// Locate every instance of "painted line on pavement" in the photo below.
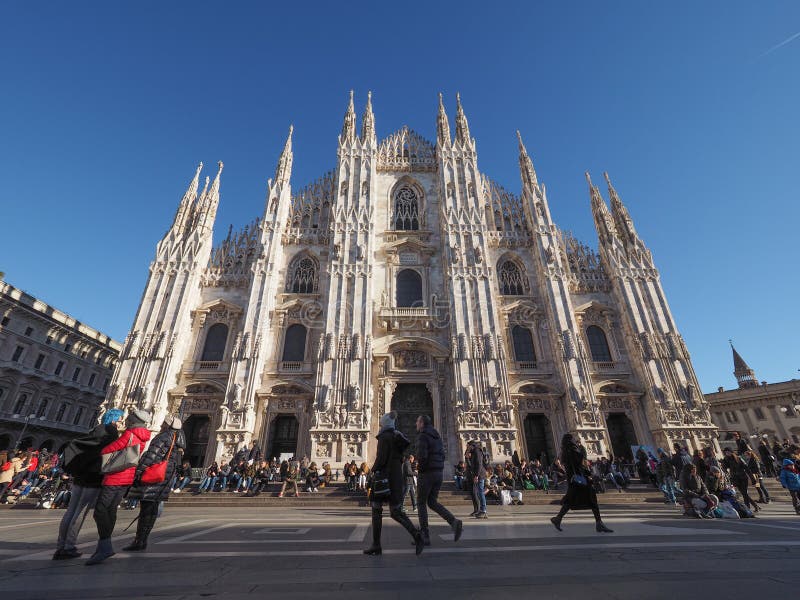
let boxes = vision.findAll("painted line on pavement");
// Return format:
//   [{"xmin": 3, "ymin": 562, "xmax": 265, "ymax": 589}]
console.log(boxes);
[
  {"xmin": 348, "ymin": 524, "xmax": 369, "ymax": 542},
  {"xmin": 0, "ymin": 521, "xmax": 57, "ymax": 530},
  {"xmin": 156, "ymin": 523, "xmax": 231, "ymax": 544},
  {"xmin": 17, "ymin": 539, "xmax": 800, "ymax": 560},
  {"xmin": 3, "ymin": 518, "xmax": 210, "ymax": 562}
]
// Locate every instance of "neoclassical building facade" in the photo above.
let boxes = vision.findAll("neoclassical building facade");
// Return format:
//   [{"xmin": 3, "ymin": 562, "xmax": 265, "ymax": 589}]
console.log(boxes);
[
  {"xmin": 0, "ymin": 279, "xmax": 121, "ymax": 452},
  {"xmin": 104, "ymin": 92, "xmax": 717, "ymax": 467}
]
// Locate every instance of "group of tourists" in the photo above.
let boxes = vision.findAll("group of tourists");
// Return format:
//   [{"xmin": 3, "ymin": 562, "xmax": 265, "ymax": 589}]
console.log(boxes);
[
  {"xmin": 0, "ymin": 447, "xmax": 62, "ymax": 504},
  {"xmin": 35, "ymin": 407, "xmax": 186, "ymax": 565},
  {"xmin": 192, "ymin": 452, "xmax": 336, "ymax": 497}
]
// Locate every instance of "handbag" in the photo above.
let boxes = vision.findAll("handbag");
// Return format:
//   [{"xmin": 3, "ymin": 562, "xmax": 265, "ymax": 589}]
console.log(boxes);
[
  {"xmin": 140, "ymin": 433, "xmax": 176, "ymax": 484},
  {"xmin": 100, "ymin": 433, "xmax": 141, "ymax": 474},
  {"xmin": 370, "ymin": 468, "xmax": 391, "ymax": 501},
  {"xmin": 570, "ymin": 474, "xmax": 588, "ymax": 486}
]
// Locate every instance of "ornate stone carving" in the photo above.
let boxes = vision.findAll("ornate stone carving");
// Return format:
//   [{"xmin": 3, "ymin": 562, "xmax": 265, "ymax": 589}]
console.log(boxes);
[{"xmin": 393, "ymin": 349, "xmax": 428, "ymax": 369}]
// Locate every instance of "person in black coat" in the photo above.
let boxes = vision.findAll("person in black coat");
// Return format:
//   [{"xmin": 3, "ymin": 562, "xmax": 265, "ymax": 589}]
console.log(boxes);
[
  {"xmin": 550, "ymin": 433, "xmax": 613, "ymax": 533},
  {"xmin": 414, "ymin": 415, "xmax": 463, "ymax": 545},
  {"xmin": 364, "ymin": 412, "xmax": 424, "ymax": 556},
  {"xmin": 124, "ymin": 415, "xmax": 185, "ymax": 551},
  {"xmin": 53, "ymin": 409, "xmax": 124, "ymax": 560}
]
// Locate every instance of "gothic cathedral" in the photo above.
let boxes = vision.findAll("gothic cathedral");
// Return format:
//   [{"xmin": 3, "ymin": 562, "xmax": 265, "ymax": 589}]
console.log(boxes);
[{"xmin": 105, "ymin": 92, "xmax": 717, "ymax": 468}]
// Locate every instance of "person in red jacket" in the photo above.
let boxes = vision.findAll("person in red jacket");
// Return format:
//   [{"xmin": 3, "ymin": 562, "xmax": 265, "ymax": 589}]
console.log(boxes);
[{"xmin": 86, "ymin": 409, "xmax": 151, "ymax": 566}]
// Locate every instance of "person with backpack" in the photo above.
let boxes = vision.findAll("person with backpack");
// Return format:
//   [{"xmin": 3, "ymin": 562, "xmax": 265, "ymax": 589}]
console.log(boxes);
[
  {"xmin": 414, "ymin": 415, "xmax": 463, "ymax": 546},
  {"xmin": 52, "ymin": 409, "xmax": 124, "ymax": 560},
  {"xmin": 123, "ymin": 415, "xmax": 185, "ymax": 552},
  {"xmin": 86, "ymin": 408, "xmax": 151, "ymax": 566}
]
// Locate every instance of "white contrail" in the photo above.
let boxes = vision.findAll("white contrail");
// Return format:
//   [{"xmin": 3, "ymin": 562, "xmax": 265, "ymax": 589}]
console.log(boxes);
[{"xmin": 757, "ymin": 29, "xmax": 800, "ymax": 59}]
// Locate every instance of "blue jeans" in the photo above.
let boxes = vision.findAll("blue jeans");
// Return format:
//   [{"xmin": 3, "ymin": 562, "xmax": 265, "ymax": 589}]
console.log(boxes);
[
  {"xmin": 473, "ymin": 478, "xmax": 487, "ymax": 513},
  {"xmin": 235, "ymin": 477, "xmax": 251, "ymax": 492},
  {"xmin": 175, "ymin": 476, "xmax": 191, "ymax": 491},
  {"xmin": 660, "ymin": 476, "xmax": 678, "ymax": 503},
  {"xmin": 217, "ymin": 476, "xmax": 228, "ymax": 491},
  {"xmin": 454, "ymin": 475, "xmax": 464, "ymax": 490},
  {"xmin": 199, "ymin": 476, "xmax": 217, "ymax": 491}
]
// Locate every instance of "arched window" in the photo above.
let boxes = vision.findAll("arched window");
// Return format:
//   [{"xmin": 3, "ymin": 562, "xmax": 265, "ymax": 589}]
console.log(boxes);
[
  {"xmin": 396, "ymin": 269, "xmax": 423, "ymax": 307},
  {"xmin": 55, "ymin": 403, "xmax": 67, "ymax": 422},
  {"xmin": 586, "ymin": 325, "xmax": 612, "ymax": 362},
  {"xmin": 498, "ymin": 261, "xmax": 525, "ymax": 295},
  {"xmin": 288, "ymin": 256, "xmax": 317, "ymax": 293},
  {"xmin": 201, "ymin": 323, "xmax": 228, "ymax": 362},
  {"xmin": 36, "ymin": 398, "xmax": 48, "ymax": 418},
  {"xmin": 511, "ymin": 326, "xmax": 536, "ymax": 363},
  {"xmin": 282, "ymin": 324, "xmax": 307, "ymax": 362},
  {"xmin": 393, "ymin": 186, "xmax": 420, "ymax": 230}
]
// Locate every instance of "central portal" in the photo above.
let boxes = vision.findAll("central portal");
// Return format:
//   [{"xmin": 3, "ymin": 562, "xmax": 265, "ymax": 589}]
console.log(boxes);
[{"xmin": 390, "ymin": 383, "xmax": 433, "ymax": 453}]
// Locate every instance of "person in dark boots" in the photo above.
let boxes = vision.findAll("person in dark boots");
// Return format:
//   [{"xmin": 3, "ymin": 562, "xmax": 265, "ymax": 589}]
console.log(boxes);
[
  {"xmin": 364, "ymin": 412, "xmax": 425, "ymax": 556},
  {"xmin": 123, "ymin": 415, "xmax": 185, "ymax": 552},
  {"xmin": 414, "ymin": 415, "xmax": 462, "ymax": 546},
  {"xmin": 86, "ymin": 409, "xmax": 151, "ymax": 566},
  {"xmin": 550, "ymin": 433, "xmax": 613, "ymax": 534}
]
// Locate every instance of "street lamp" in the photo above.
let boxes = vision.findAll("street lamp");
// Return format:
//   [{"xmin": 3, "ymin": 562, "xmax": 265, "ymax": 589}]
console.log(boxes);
[{"xmin": 12, "ymin": 413, "xmax": 38, "ymax": 450}]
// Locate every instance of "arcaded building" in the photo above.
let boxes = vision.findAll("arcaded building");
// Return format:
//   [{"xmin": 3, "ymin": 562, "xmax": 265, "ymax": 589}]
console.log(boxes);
[{"xmin": 104, "ymin": 92, "xmax": 717, "ymax": 468}]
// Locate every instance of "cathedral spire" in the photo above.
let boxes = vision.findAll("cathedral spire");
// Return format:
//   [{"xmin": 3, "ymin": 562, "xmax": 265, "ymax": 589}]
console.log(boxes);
[
  {"xmin": 454, "ymin": 92, "xmax": 471, "ymax": 146},
  {"xmin": 516, "ymin": 130, "xmax": 539, "ymax": 190},
  {"xmin": 341, "ymin": 90, "xmax": 356, "ymax": 144},
  {"xmin": 172, "ymin": 162, "xmax": 203, "ymax": 231},
  {"xmin": 587, "ymin": 172, "xmax": 618, "ymax": 246},
  {"xmin": 274, "ymin": 125, "xmax": 294, "ymax": 185},
  {"xmin": 604, "ymin": 172, "xmax": 638, "ymax": 244},
  {"xmin": 198, "ymin": 161, "xmax": 223, "ymax": 230},
  {"xmin": 730, "ymin": 341, "xmax": 760, "ymax": 389},
  {"xmin": 360, "ymin": 91, "xmax": 376, "ymax": 144},
  {"xmin": 437, "ymin": 92, "xmax": 451, "ymax": 147}
]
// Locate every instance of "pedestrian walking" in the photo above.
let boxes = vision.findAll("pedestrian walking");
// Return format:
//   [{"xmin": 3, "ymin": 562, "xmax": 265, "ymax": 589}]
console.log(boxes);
[
  {"xmin": 364, "ymin": 412, "xmax": 424, "ymax": 556},
  {"xmin": 52, "ymin": 409, "xmax": 124, "ymax": 560},
  {"xmin": 401, "ymin": 454, "xmax": 417, "ymax": 512},
  {"xmin": 86, "ymin": 408, "xmax": 151, "ymax": 566},
  {"xmin": 123, "ymin": 415, "xmax": 185, "ymax": 552},
  {"xmin": 550, "ymin": 433, "xmax": 613, "ymax": 533},
  {"xmin": 468, "ymin": 441, "xmax": 488, "ymax": 519},
  {"xmin": 414, "ymin": 415, "xmax": 463, "ymax": 546}
]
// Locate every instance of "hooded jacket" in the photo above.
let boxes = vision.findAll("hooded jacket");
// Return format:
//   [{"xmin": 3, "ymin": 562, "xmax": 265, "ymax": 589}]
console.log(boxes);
[
  {"xmin": 416, "ymin": 424, "xmax": 445, "ymax": 473},
  {"xmin": 100, "ymin": 427, "xmax": 151, "ymax": 487},
  {"xmin": 779, "ymin": 459, "xmax": 800, "ymax": 491}
]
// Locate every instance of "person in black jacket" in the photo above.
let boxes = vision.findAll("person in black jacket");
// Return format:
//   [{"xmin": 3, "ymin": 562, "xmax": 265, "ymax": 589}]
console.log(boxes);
[
  {"xmin": 52, "ymin": 409, "xmax": 123, "ymax": 560},
  {"xmin": 364, "ymin": 412, "xmax": 424, "ymax": 556},
  {"xmin": 468, "ymin": 441, "xmax": 488, "ymax": 518},
  {"xmin": 414, "ymin": 415, "xmax": 462, "ymax": 546},
  {"xmin": 550, "ymin": 433, "xmax": 613, "ymax": 533},
  {"xmin": 123, "ymin": 415, "xmax": 185, "ymax": 552}
]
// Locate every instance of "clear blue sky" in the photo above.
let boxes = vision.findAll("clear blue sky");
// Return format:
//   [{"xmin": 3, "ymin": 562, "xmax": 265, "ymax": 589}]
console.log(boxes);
[{"xmin": 1, "ymin": 2, "xmax": 798, "ymax": 392}]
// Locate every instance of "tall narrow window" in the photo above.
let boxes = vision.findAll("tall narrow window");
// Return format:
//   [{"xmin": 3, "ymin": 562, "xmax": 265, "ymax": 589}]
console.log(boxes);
[
  {"xmin": 72, "ymin": 406, "xmax": 84, "ymax": 426},
  {"xmin": 288, "ymin": 257, "xmax": 317, "ymax": 293},
  {"xmin": 201, "ymin": 323, "xmax": 229, "ymax": 362},
  {"xmin": 393, "ymin": 186, "xmax": 420, "ymax": 230},
  {"xmin": 511, "ymin": 325, "xmax": 536, "ymax": 363},
  {"xmin": 55, "ymin": 403, "xmax": 67, "ymax": 422},
  {"xmin": 498, "ymin": 261, "xmax": 525, "ymax": 295},
  {"xmin": 34, "ymin": 354, "xmax": 45, "ymax": 369},
  {"xmin": 11, "ymin": 346, "xmax": 24, "ymax": 362},
  {"xmin": 72, "ymin": 367, "xmax": 82, "ymax": 382},
  {"xmin": 88, "ymin": 373, "xmax": 96, "ymax": 387},
  {"xmin": 55, "ymin": 361, "xmax": 64, "ymax": 376},
  {"xmin": 13, "ymin": 394, "xmax": 28, "ymax": 415},
  {"xmin": 281, "ymin": 324, "xmax": 307, "ymax": 362},
  {"xmin": 36, "ymin": 398, "xmax": 48, "ymax": 418},
  {"xmin": 586, "ymin": 325, "xmax": 612, "ymax": 362},
  {"xmin": 396, "ymin": 269, "xmax": 423, "ymax": 307}
]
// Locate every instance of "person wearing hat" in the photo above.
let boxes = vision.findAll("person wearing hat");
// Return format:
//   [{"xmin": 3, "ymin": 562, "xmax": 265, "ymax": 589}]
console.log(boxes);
[
  {"xmin": 86, "ymin": 408, "xmax": 152, "ymax": 565},
  {"xmin": 123, "ymin": 414, "xmax": 186, "ymax": 552},
  {"xmin": 364, "ymin": 412, "xmax": 425, "ymax": 556},
  {"xmin": 52, "ymin": 409, "xmax": 125, "ymax": 560}
]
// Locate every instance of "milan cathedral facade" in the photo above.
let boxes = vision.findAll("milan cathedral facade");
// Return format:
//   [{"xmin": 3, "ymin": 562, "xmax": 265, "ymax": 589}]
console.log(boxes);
[{"xmin": 104, "ymin": 92, "xmax": 718, "ymax": 468}]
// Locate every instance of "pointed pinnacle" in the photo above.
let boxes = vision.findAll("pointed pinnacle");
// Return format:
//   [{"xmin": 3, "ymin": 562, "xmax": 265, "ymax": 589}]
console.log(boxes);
[
  {"xmin": 456, "ymin": 92, "xmax": 463, "ymax": 112},
  {"xmin": 585, "ymin": 171, "xmax": 593, "ymax": 188},
  {"xmin": 438, "ymin": 92, "xmax": 445, "ymax": 108}
]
